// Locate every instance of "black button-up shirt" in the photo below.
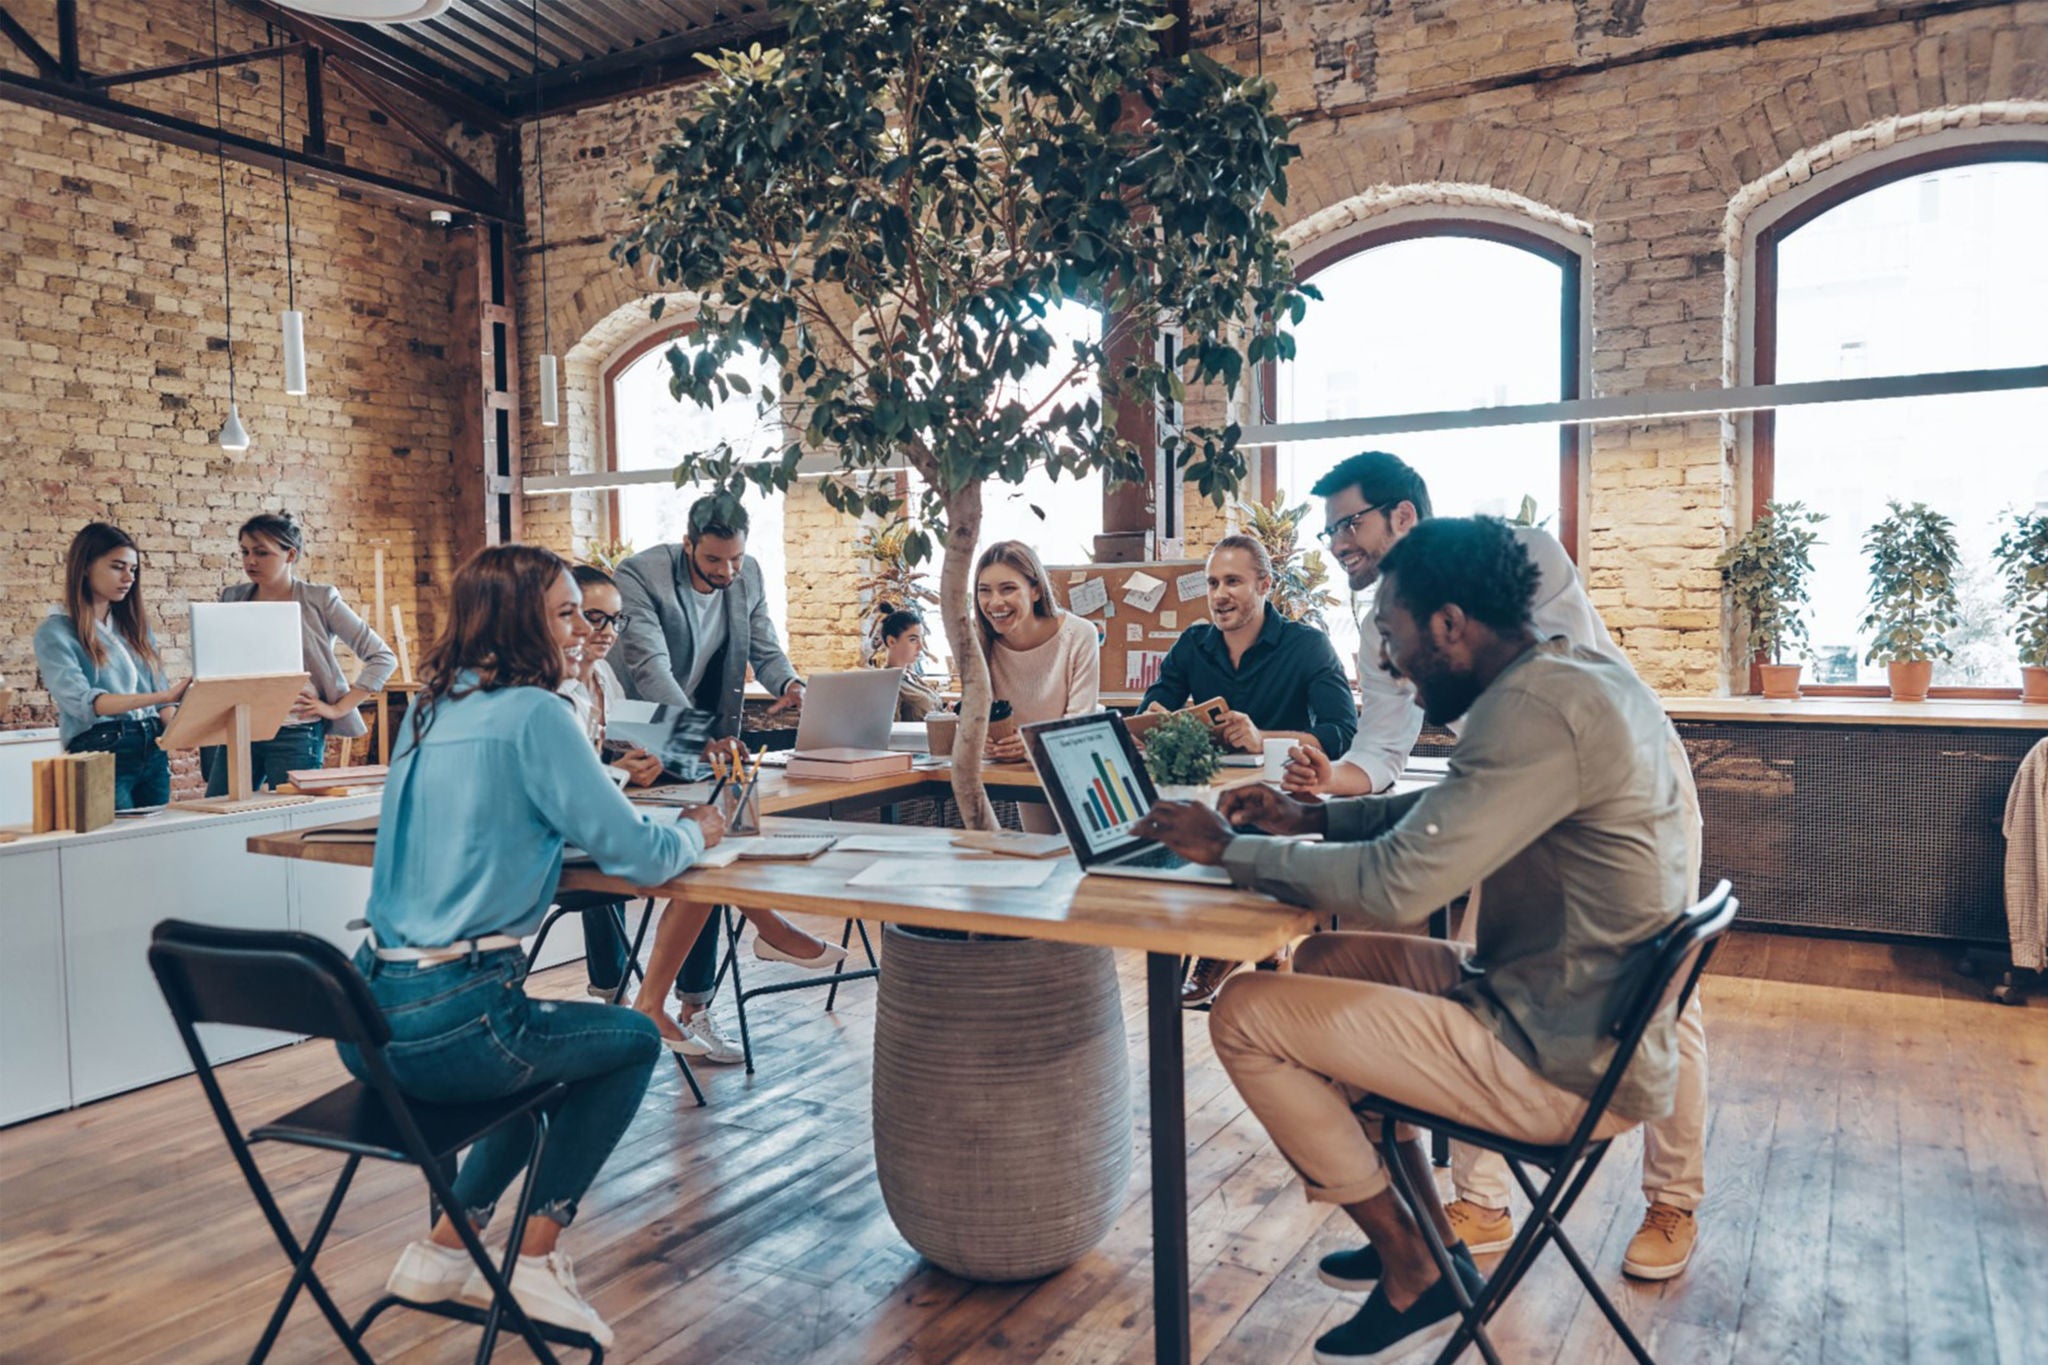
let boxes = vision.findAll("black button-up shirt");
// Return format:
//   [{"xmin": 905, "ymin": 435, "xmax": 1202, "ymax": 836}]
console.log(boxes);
[{"xmin": 1140, "ymin": 606, "xmax": 1358, "ymax": 755}]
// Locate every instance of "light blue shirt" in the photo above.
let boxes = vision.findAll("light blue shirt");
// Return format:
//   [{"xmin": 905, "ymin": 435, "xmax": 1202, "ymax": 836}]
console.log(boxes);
[
  {"xmin": 366, "ymin": 680, "xmax": 704, "ymax": 948},
  {"xmin": 33, "ymin": 612, "xmax": 167, "ymax": 743}
]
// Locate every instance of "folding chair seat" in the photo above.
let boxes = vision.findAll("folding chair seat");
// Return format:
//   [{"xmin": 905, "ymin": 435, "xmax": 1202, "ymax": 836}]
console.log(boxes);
[
  {"xmin": 148, "ymin": 918, "xmax": 606, "ymax": 1365},
  {"xmin": 1350, "ymin": 880, "xmax": 1739, "ymax": 1365}
]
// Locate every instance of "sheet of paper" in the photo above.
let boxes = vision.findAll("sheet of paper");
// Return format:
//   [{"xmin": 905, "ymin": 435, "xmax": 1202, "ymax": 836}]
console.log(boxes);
[
  {"xmin": 1125, "ymin": 569, "xmax": 1164, "ymax": 594},
  {"xmin": 847, "ymin": 858, "xmax": 1055, "ymax": 890},
  {"xmin": 1125, "ymin": 649, "xmax": 1168, "ymax": 691},
  {"xmin": 1175, "ymin": 569, "xmax": 1208, "ymax": 602},
  {"xmin": 1068, "ymin": 570, "xmax": 1087, "ymax": 583},
  {"xmin": 1067, "ymin": 576, "xmax": 1109, "ymax": 616},
  {"xmin": 1160, "ymin": 611, "xmax": 1177, "ymax": 629},
  {"xmin": 831, "ymin": 832, "xmax": 965, "ymax": 853},
  {"xmin": 1122, "ymin": 571, "xmax": 1167, "ymax": 612},
  {"xmin": 1126, "ymin": 623, "xmax": 1143, "ymax": 642}
]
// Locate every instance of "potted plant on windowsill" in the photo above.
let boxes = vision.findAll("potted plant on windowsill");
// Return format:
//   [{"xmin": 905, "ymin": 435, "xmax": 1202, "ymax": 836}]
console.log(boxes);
[
  {"xmin": 1143, "ymin": 711, "xmax": 1221, "ymax": 806},
  {"xmin": 1993, "ymin": 507, "xmax": 2048, "ymax": 703},
  {"xmin": 1861, "ymin": 500, "xmax": 1962, "ymax": 702},
  {"xmin": 1717, "ymin": 501, "xmax": 1824, "ymax": 699}
]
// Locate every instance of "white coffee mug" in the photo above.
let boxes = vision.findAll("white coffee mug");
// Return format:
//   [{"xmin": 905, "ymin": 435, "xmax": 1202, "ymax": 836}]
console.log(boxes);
[{"xmin": 1262, "ymin": 737, "xmax": 1295, "ymax": 783}]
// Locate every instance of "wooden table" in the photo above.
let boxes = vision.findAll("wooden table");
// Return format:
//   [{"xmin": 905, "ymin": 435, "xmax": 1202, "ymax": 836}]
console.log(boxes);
[{"xmin": 249, "ymin": 765, "xmax": 1314, "ymax": 1365}]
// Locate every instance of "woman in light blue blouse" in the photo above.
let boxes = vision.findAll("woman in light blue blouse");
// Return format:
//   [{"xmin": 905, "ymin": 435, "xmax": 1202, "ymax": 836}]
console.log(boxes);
[
  {"xmin": 32, "ymin": 523, "xmax": 190, "ymax": 809},
  {"xmin": 201, "ymin": 511, "xmax": 396, "ymax": 795},
  {"xmin": 338, "ymin": 543, "xmax": 723, "ymax": 1347}
]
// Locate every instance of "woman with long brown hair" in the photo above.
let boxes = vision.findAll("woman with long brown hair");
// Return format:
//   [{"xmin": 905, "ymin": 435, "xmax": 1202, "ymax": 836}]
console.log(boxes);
[
  {"xmin": 974, "ymin": 539, "xmax": 1100, "ymax": 760},
  {"xmin": 32, "ymin": 523, "xmax": 190, "ymax": 808},
  {"xmin": 338, "ymin": 543, "xmax": 722, "ymax": 1347}
]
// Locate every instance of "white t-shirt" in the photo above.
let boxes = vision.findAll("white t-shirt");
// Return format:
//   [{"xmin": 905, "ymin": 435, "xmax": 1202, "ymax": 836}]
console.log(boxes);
[
  {"xmin": 1343, "ymin": 524, "xmax": 1627, "ymax": 792},
  {"xmin": 681, "ymin": 586, "xmax": 728, "ymax": 700}
]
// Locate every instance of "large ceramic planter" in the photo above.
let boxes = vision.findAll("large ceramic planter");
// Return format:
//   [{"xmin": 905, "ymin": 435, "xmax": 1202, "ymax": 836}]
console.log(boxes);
[
  {"xmin": 871, "ymin": 925, "xmax": 1132, "ymax": 1282},
  {"xmin": 1887, "ymin": 660, "xmax": 1934, "ymax": 702},
  {"xmin": 1758, "ymin": 663, "xmax": 1803, "ymax": 700},
  {"xmin": 2022, "ymin": 665, "xmax": 2048, "ymax": 704}
]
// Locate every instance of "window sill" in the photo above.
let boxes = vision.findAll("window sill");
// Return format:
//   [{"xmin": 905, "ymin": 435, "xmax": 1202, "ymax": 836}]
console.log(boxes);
[{"xmin": 1666, "ymin": 696, "xmax": 2047, "ymax": 729}]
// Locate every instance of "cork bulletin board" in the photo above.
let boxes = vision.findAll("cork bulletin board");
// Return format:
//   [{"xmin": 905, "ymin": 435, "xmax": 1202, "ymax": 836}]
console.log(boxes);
[{"xmin": 1046, "ymin": 560, "xmax": 1211, "ymax": 698}]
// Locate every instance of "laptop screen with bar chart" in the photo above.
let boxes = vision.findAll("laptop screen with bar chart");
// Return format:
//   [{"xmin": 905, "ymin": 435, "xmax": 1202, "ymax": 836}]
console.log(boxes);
[{"xmin": 1023, "ymin": 712, "xmax": 1159, "ymax": 861}]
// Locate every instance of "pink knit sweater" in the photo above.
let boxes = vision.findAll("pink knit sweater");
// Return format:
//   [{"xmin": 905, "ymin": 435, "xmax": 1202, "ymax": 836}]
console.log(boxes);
[{"xmin": 988, "ymin": 611, "xmax": 1101, "ymax": 724}]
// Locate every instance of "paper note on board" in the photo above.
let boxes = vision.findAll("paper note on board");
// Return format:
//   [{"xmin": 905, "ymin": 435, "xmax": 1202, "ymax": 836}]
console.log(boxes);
[
  {"xmin": 1068, "ymin": 576, "xmax": 1110, "ymax": 616},
  {"xmin": 1069, "ymin": 570, "xmax": 1087, "ymax": 583},
  {"xmin": 1175, "ymin": 569, "xmax": 1208, "ymax": 602},
  {"xmin": 1127, "ymin": 623, "xmax": 1143, "ymax": 642},
  {"xmin": 1122, "ymin": 571, "xmax": 1167, "ymax": 612},
  {"xmin": 1125, "ymin": 649, "xmax": 1169, "ymax": 691},
  {"xmin": 1160, "ymin": 611, "xmax": 1177, "ymax": 629}
]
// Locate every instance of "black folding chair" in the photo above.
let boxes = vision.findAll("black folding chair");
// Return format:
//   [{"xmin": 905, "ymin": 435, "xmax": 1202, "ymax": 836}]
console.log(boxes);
[
  {"xmin": 147, "ymin": 919, "xmax": 601, "ymax": 1364},
  {"xmin": 710, "ymin": 906, "xmax": 880, "ymax": 1074},
  {"xmin": 529, "ymin": 894, "xmax": 705, "ymax": 1106},
  {"xmin": 1353, "ymin": 881, "xmax": 1739, "ymax": 1365}
]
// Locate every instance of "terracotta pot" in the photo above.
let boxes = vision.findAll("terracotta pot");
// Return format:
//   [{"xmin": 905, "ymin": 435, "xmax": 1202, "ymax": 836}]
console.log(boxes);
[
  {"xmin": 1758, "ymin": 663, "xmax": 1803, "ymax": 700},
  {"xmin": 1887, "ymin": 659, "xmax": 1934, "ymax": 702},
  {"xmin": 2022, "ymin": 665, "xmax": 2048, "ymax": 704}
]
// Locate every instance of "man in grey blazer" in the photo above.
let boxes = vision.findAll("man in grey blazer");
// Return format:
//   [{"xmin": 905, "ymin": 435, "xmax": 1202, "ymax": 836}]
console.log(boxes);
[
  {"xmin": 609, "ymin": 494, "xmax": 806, "ymax": 1063},
  {"xmin": 613, "ymin": 495, "xmax": 805, "ymax": 733}
]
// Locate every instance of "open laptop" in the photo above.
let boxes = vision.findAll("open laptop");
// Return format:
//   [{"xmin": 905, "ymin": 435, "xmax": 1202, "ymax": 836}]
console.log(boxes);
[
  {"xmin": 190, "ymin": 601, "xmax": 302, "ymax": 678},
  {"xmin": 757, "ymin": 669, "xmax": 903, "ymax": 765},
  {"xmin": 1022, "ymin": 712, "xmax": 1231, "ymax": 885}
]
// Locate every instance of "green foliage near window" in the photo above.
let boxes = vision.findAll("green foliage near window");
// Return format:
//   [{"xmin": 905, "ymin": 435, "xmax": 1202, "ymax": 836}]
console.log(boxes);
[
  {"xmin": 1232, "ymin": 493, "xmax": 1339, "ymax": 629},
  {"xmin": 585, "ymin": 539, "xmax": 636, "ymax": 574},
  {"xmin": 1992, "ymin": 508, "xmax": 2048, "ymax": 667},
  {"xmin": 614, "ymin": 1, "xmax": 1310, "ymax": 827},
  {"xmin": 1716, "ymin": 501, "xmax": 1825, "ymax": 665},
  {"xmin": 856, "ymin": 521, "xmax": 939, "ymax": 661},
  {"xmin": 1860, "ymin": 501, "xmax": 1962, "ymax": 666},
  {"xmin": 1142, "ymin": 713, "xmax": 1220, "ymax": 787}
]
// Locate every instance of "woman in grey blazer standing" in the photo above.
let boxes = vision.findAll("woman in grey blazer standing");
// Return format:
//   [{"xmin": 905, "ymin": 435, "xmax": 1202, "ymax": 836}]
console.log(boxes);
[{"xmin": 202, "ymin": 512, "xmax": 397, "ymax": 794}]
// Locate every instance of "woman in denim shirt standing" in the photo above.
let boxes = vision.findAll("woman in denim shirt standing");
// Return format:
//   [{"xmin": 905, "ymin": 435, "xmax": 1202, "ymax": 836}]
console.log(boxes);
[
  {"xmin": 341, "ymin": 543, "xmax": 723, "ymax": 1346},
  {"xmin": 201, "ymin": 511, "xmax": 396, "ymax": 794},
  {"xmin": 32, "ymin": 523, "xmax": 190, "ymax": 809}
]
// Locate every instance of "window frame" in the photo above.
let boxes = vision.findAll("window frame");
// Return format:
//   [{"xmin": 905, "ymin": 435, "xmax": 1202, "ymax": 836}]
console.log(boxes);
[
  {"xmin": 600, "ymin": 320, "xmax": 701, "ymax": 538},
  {"xmin": 1749, "ymin": 141, "xmax": 2048, "ymax": 699},
  {"xmin": 1259, "ymin": 214, "xmax": 1588, "ymax": 561}
]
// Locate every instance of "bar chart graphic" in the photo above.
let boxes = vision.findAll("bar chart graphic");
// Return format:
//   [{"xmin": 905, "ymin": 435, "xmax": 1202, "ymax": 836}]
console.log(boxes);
[
  {"xmin": 1077, "ymin": 750, "xmax": 1147, "ymax": 836},
  {"xmin": 1038, "ymin": 722, "xmax": 1153, "ymax": 854}
]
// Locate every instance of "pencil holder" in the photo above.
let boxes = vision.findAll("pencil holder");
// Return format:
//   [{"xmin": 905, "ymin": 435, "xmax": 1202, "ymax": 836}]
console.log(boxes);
[{"xmin": 721, "ymin": 780, "xmax": 761, "ymax": 835}]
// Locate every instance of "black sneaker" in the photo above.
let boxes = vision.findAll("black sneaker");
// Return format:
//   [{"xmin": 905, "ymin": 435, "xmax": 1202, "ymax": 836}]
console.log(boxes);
[
  {"xmin": 1312, "ymin": 1256, "xmax": 1487, "ymax": 1364},
  {"xmin": 1317, "ymin": 1238, "xmax": 1478, "ymax": 1292}
]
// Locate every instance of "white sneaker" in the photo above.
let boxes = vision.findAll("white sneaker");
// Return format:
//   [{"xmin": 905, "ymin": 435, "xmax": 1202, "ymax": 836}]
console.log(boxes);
[
  {"xmin": 675, "ymin": 1010, "xmax": 745, "ymax": 1065},
  {"xmin": 385, "ymin": 1239, "xmax": 473, "ymax": 1303},
  {"xmin": 585, "ymin": 983, "xmax": 624, "ymax": 1001},
  {"xmin": 459, "ymin": 1251, "xmax": 614, "ymax": 1348},
  {"xmin": 753, "ymin": 935, "xmax": 848, "ymax": 970}
]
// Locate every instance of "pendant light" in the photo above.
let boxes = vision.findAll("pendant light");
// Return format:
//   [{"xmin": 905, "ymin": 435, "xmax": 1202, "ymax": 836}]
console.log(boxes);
[
  {"xmin": 531, "ymin": 0, "xmax": 559, "ymax": 427},
  {"xmin": 277, "ymin": 36, "xmax": 307, "ymax": 396},
  {"xmin": 208, "ymin": 0, "xmax": 250, "ymax": 451}
]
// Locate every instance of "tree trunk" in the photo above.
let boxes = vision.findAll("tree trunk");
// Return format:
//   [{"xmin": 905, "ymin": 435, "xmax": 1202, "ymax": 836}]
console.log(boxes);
[{"xmin": 939, "ymin": 482, "xmax": 999, "ymax": 830}]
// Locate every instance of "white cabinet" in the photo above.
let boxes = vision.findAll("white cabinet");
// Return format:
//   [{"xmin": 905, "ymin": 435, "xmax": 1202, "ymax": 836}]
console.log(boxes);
[
  {"xmin": 61, "ymin": 812, "xmax": 302, "ymax": 1104},
  {"xmin": 0, "ymin": 849, "xmax": 70, "ymax": 1125},
  {"xmin": 285, "ymin": 805, "xmax": 374, "ymax": 955}
]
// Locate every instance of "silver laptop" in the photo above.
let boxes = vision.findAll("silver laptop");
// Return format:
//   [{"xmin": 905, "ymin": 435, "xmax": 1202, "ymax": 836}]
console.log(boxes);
[
  {"xmin": 1022, "ymin": 712, "xmax": 1231, "ymax": 885},
  {"xmin": 761, "ymin": 668, "xmax": 903, "ymax": 761},
  {"xmin": 190, "ymin": 601, "xmax": 302, "ymax": 678}
]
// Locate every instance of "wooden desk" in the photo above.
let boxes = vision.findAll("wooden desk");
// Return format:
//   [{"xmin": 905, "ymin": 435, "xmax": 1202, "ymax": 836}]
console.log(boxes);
[{"xmin": 248, "ymin": 771, "xmax": 1312, "ymax": 1365}]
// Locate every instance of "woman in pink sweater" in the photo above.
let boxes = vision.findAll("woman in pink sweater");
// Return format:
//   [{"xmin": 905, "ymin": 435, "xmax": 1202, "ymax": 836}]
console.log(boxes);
[{"xmin": 975, "ymin": 541, "xmax": 1100, "ymax": 773}]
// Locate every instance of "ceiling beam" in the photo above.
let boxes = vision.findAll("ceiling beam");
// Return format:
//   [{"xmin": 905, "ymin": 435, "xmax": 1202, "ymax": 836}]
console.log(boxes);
[
  {"xmin": 0, "ymin": 64, "xmax": 510, "ymax": 219},
  {"xmin": 510, "ymin": 14, "xmax": 783, "ymax": 118},
  {"xmin": 229, "ymin": 0, "xmax": 512, "ymax": 132},
  {"xmin": 90, "ymin": 40, "xmax": 306, "ymax": 90}
]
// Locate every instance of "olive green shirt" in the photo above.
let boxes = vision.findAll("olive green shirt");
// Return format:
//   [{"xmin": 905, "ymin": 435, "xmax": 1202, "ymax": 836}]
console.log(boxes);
[{"xmin": 1220, "ymin": 637, "xmax": 1692, "ymax": 1122}]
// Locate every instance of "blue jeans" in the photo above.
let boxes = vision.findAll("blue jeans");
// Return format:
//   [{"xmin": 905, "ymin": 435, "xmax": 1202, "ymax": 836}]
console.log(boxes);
[
  {"xmin": 201, "ymin": 719, "xmax": 327, "ymax": 796},
  {"xmin": 337, "ymin": 943, "xmax": 660, "ymax": 1228},
  {"xmin": 67, "ymin": 717, "xmax": 170, "ymax": 809}
]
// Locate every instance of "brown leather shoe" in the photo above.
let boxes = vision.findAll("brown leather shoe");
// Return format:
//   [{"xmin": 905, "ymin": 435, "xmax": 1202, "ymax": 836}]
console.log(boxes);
[
  {"xmin": 1621, "ymin": 1202, "xmax": 1697, "ymax": 1280},
  {"xmin": 1180, "ymin": 957, "xmax": 1238, "ymax": 1008}
]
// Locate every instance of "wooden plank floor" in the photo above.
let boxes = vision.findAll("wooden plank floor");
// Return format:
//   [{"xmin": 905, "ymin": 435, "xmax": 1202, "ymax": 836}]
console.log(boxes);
[{"xmin": 3, "ymin": 927, "xmax": 2045, "ymax": 1364}]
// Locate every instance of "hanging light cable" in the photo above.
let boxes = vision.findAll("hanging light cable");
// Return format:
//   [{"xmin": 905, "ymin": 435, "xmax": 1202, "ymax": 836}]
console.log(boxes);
[
  {"xmin": 210, "ymin": 0, "xmax": 249, "ymax": 451},
  {"xmin": 531, "ymin": 0, "xmax": 559, "ymax": 427},
  {"xmin": 277, "ymin": 33, "xmax": 306, "ymax": 396}
]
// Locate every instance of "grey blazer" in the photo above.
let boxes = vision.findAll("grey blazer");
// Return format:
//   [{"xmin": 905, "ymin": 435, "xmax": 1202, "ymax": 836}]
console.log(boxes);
[
  {"xmin": 219, "ymin": 581, "xmax": 396, "ymax": 738},
  {"xmin": 612, "ymin": 545, "xmax": 799, "ymax": 735}
]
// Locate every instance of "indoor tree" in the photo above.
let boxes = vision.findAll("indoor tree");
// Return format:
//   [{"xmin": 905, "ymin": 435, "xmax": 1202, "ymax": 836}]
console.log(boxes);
[
  {"xmin": 614, "ymin": 0, "xmax": 1309, "ymax": 826},
  {"xmin": 1716, "ymin": 500, "xmax": 1824, "ymax": 690}
]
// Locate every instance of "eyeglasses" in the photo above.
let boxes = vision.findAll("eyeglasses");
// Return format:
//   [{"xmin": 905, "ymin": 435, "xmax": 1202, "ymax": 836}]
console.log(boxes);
[
  {"xmin": 1316, "ymin": 504, "xmax": 1385, "ymax": 545},
  {"xmin": 581, "ymin": 609, "xmax": 630, "ymax": 632}
]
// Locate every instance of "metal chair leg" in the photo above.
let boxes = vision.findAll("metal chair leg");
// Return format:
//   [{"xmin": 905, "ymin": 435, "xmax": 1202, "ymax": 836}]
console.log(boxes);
[
  {"xmin": 1376, "ymin": 1125, "xmax": 1504, "ymax": 1365},
  {"xmin": 824, "ymin": 917, "xmax": 857, "ymax": 1011},
  {"xmin": 247, "ymin": 1154, "xmax": 368, "ymax": 1364},
  {"xmin": 721, "ymin": 906, "xmax": 758, "ymax": 1074},
  {"xmin": 617, "ymin": 899, "xmax": 705, "ymax": 1106}
]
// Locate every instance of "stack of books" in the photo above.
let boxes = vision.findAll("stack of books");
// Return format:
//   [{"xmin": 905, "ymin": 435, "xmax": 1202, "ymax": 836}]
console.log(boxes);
[
  {"xmin": 784, "ymin": 747, "xmax": 916, "ymax": 781},
  {"xmin": 30, "ymin": 752, "xmax": 116, "ymax": 834}
]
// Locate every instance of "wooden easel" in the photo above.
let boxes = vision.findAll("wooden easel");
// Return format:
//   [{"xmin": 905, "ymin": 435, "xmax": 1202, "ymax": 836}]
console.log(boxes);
[{"xmin": 158, "ymin": 673, "xmax": 315, "ymax": 813}]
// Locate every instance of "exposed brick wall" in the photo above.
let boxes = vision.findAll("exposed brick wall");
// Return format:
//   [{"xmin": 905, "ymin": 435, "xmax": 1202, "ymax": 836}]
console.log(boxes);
[
  {"xmin": 509, "ymin": 0, "xmax": 2045, "ymax": 699},
  {"xmin": 0, "ymin": 0, "xmax": 470, "ymax": 727}
]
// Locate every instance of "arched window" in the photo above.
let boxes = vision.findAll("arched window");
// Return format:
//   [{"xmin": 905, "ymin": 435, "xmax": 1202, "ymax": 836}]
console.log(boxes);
[
  {"xmin": 1271, "ymin": 219, "xmax": 1584, "ymax": 671},
  {"xmin": 1753, "ymin": 148, "xmax": 2048, "ymax": 695},
  {"xmin": 604, "ymin": 326, "xmax": 789, "ymax": 641}
]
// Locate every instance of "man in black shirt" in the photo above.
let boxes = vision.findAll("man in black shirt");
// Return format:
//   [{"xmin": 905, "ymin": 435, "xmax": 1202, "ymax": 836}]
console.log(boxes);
[{"xmin": 1143, "ymin": 534, "xmax": 1357, "ymax": 1005}]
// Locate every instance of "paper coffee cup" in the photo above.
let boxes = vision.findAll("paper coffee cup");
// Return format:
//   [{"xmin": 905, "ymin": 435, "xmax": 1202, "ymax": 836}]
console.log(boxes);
[
  {"xmin": 1262, "ymin": 737, "xmax": 1295, "ymax": 782},
  {"xmin": 925, "ymin": 714, "xmax": 959, "ymax": 756}
]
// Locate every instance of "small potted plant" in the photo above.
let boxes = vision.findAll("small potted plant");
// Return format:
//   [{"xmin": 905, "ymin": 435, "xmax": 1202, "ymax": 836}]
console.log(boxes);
[
  {"xmin": 1861, "ymin": 500, "xmax": 1962, "ymax": 702},
  {"xmin": 1993, "ymin": 507, "xmax": 2048, "ymax": 703},
  {"xmin": 1142, "ymin": 712, "xmax": 1222, "ymax": 807},
  {"xmin": 1717, "ymin": 501, "xmax": 1825, "ymax": 699}
]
